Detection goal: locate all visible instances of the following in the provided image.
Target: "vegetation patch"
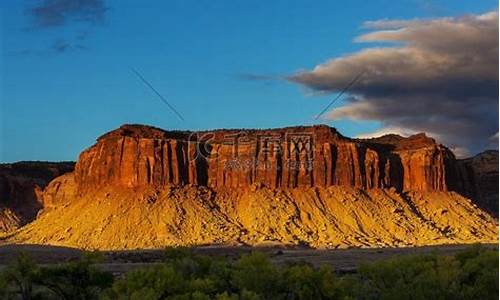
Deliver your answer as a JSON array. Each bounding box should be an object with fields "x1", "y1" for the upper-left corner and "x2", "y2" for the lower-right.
[{"x1": 0, "y1": 245, "x2": 497, "y2": 300}]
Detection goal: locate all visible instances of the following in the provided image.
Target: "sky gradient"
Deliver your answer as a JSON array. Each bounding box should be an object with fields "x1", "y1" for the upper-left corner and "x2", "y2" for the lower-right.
[{"x1": 1, "y1": 0, "x2": 498, "y2": 162}]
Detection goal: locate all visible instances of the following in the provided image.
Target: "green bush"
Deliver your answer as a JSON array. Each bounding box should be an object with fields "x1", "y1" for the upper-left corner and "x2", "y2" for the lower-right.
[
  {"x1": 0, "y1": 245, "x2": 497, "y2": 300},
  {"x1": 106, "y1": 250, "x2": 347, "y2": 300},
  {"x1": 1, "y1": 253, "x2": 44, "y2": 299},
  {"x1": 231, "y1": 252, "x2": 281, "y2": 297},
  {"x1": 104, "y1": 248, "x2": 234, "y2": 300},
  {"x1": 282, "y1": 265, "x2": 344, "y2": 299},
  {"x1": 0, "y1": 252, "x2": 113, "y2": 300},
  {"x1": 38, "y1": 253, "x2": 113, "y2": 299},
  {"x1": 350, "y1": 245, "x2": 498, "y2": 300}
]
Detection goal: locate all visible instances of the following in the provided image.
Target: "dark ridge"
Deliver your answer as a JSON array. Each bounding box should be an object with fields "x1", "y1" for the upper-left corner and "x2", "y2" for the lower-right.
[
  {"x1": 0, "y1": 161, "x2": 75, "y2": 181},
  {"x1": 356, "y1": 133, "x2": 439, "y2": 151}
]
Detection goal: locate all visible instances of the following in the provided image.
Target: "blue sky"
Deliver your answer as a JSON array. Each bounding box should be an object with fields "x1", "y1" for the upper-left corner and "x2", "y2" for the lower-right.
[{"x1": 1, "y1": 0, "x2": 497, "y2": 162}]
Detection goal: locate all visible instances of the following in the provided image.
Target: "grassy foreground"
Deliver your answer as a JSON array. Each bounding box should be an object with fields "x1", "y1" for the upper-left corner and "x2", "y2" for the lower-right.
[{"x1": 0, "y1": 245, "x2": 497, "y2": 300}]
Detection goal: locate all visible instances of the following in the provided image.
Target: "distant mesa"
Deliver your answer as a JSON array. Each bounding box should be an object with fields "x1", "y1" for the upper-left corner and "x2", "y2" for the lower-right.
[{"x1": 0, "y1": 124, "x2": 497, "y2": 249}]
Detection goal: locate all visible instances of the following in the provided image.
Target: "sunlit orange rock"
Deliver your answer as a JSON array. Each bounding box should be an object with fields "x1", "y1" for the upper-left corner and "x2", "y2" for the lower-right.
[
  {"x1": 4, "y1": 125, "x2": 498, "y2": 250},
  {"x1": 73, "y1": 124, "x2": 457, "y2": 193}
]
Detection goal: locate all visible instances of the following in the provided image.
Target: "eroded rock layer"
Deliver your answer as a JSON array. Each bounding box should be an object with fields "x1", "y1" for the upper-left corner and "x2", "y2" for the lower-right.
[
  {"x1": 0, "y1": 162, "x2": 74, "y2": 232},
  {"x1": 74, "y1": 124, "x2": 455, "y2": 193},
  {"x1": 3, "y1": 125, "x2": 497, "y2": 249},
  {"x1": 453, "y1": 150, "x2": 499, "y2": 215},
  {"x1": 8, "y1": 185, "x2": 498, "y2": 250}
]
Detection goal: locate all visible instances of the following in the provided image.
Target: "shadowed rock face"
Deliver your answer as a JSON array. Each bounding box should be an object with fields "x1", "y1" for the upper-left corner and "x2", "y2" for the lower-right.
[
  {"x1": 0, "y1": 162, "x2": 74, "y2": 231},
  {"x1": 74, "y1": 124, "x2": 456, "y2": 193},
  {"x1": 453, "y1": 150, "x2": 499, "y2": 215}
]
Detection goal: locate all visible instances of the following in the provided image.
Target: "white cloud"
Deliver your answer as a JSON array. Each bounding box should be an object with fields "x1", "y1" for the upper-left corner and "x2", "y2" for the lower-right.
[{"x1": 289, "y1": 11, "x2": 499, "y2": 155}]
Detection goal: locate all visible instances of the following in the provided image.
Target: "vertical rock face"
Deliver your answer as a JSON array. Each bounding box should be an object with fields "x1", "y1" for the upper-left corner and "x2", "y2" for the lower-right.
[
  {"x1": 73, "y1": 124, "x2": 456, "y2": 193},
  {"x1": 452, "y1": 150, "x2": 499, "y2": 215},
  {"x1": 4, "y1": 124, "x2": 498, "y2": 250},
  {"x1": 0, "y1": 162, "x2": 74, "y2": 231}
]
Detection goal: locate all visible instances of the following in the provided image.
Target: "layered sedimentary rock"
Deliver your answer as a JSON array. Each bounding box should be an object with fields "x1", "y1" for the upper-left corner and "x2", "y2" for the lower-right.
[
  {"x1": 4, "y1": 124, "x2": 497, "y2": 249},
  {"x1": 73, "y1": 124, "x2": 455, "y2": 193},
  {"x1": 0, "y1": 162, "x2": 74, "y2": 232},
  {"x1": 453, "y1": 150, "x2": 499, "y2": 215}
]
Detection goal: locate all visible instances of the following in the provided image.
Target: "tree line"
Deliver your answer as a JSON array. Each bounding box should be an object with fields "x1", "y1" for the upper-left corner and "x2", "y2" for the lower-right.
[{"x1": 0, "y1": 245, "x2": 497, "y2": 300}]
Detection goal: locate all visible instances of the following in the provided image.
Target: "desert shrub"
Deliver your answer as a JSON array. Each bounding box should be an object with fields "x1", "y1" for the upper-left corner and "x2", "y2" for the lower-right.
[
  {"x1": 0, "y1": 253, "x2": 46, "y2": 299},
  {"x1": 352, "y1": 254, "x2": 458, "y2": 299},
  {"x1": 107, "y1": 250, "x2": 350, "y2": 300},
  {"x1": 37, "y1": 252, "x2": 113, "y2": 299},
  {"x1": 349, "y1": 245, "x2": 498, "y2": 300},
  {"x1": 104, "y1": 248, "x2": 234, "y2": 300},
  {"x1": 455, "y1": 245, "x2": 498, "y2": 300},
  {"x1": 0, "y1": 252, "x2": 113, "y2": 300},
  {"x1": 231, "y1": 252, "x2": 282, "y2": 297},
  {"x1": 282, "y1": 264, "x2": 344, "y2": 300},
  {"x1": 106, "y1": 246, "x2": 498, "y2": 299},
  {"x1": 103, "y1": 264, "x2": 185, "y2": 299},
  {"x1": 2, "y1": 245, "x2": 496, "y2": 300}
]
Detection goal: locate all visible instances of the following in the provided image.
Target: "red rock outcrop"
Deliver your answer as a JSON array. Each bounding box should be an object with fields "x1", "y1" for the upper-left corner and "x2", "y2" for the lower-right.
[
  {"x1": 4, "y1": 125, "x2": 498, "y2": 250},
  {"x1": 0, "y1": 162, "x2": 74, "y2": 232},
  {"x1": 73, "y1": 124, "x2": 456, "y2": 193},
  {"x1": 452, "y1": 150, "x2": 499, "y2": 215}
]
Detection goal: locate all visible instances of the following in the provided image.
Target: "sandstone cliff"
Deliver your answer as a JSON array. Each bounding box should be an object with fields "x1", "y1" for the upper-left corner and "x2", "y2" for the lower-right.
[
  {"x1": 73, "y1": 124, "x2": 455, "y2": 192},
  {"x1": 2, "y1": 125, "x2": 497, "y2": 249},
  {"x1": 0, "y1": 162, "x2": 74, "y2": 232},
  {"x1": 453, "y1": 150, "x2": 499, "y2": 215}
]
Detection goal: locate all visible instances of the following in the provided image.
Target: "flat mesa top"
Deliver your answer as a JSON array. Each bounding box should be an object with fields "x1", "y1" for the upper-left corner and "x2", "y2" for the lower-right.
[{"x1": 97, "y1": 124, "x2": 439, "y2": 151}]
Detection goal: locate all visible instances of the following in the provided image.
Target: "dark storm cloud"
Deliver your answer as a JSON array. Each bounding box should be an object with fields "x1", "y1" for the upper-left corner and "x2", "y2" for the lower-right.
[
  {"x1": 28, "y1": 0, "x2": 107, "y2": 28},
  {"x1": 289, "y1": 11, "x2": 498, "y2": 156}
]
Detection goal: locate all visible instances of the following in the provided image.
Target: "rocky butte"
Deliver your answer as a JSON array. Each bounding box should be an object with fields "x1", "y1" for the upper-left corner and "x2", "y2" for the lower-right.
[
  {"x1": 1, "y1": 124, "x2": 498, "y2": 250},
  {"x1": 75, "y1": 124, "x2": 452, "y2": 192}
]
